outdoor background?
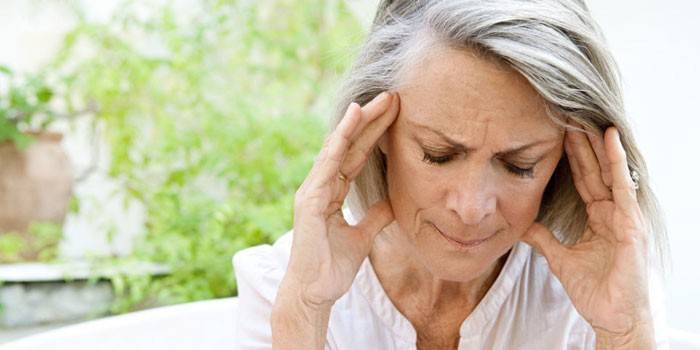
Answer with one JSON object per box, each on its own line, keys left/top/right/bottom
{"left": 0, "top": 0, "right": 698, "bottom": 347}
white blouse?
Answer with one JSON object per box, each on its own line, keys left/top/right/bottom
{"left": 232, "top": 221, "right": 668, "bottom": 349}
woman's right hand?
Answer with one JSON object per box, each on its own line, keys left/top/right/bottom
{"left": 280, "top": 91, "right": 400, "bottom": 308}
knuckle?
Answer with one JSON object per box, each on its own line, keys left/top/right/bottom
{"left": 315, "top": 151, "right": 327, "bottom": 164}
{"left": 294, "top": 189, "right": 307, "bottom": 208}
{"left": 612, "top": 184, "right": 634, "bottom": 194}
{"left": 616, "top": 151, "right": 629, "bottom": 164}
{"left": 323, "top": 133, "right": 333, "bottom": 145}
{"left": 358, "top": 143, "right": 373, "bottom": 159}
{"left": 629, "top": 228, "right": 649, "bottom": 251}
{"left": 328, "top": 149, "right": 344, "bottom": 163}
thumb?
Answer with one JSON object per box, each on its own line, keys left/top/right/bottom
{"left": 522, "top": 222, "right": 568, "bottom": 275}
{"left": 356, "top": 200, "right": 394, "bottom": 242}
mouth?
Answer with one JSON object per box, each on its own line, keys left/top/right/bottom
{"left": 431, "top": 223, "right": 498, "bottom": 251}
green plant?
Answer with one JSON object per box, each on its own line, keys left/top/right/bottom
{"left": 50, "top": 0, "right": 365, "bottom": 312}
{"left": 0, "top": 67, "right": 79, "bottom": 261}
{"left": 0, "top": 66, "right": 64, "bottom": 148}
{"left": 0, "top": 222, "right": 63, "bottom": 263}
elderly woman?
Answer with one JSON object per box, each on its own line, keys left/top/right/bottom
{"left": 233, "top": 0, "right": 668, "bottom": 349}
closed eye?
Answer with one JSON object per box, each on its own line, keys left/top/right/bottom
{"left": 422, "top": 152, "right": 453, "bottom": 164}
{"left": 422, "top": 152, "right": 535, "bottom": 179}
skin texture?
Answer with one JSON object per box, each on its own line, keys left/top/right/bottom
{"left": 273, "top": 44, "right": 654, "bottom": 350}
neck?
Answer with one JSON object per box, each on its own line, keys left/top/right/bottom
{"left": 368, "top": 224, "right": 508, "bottom": 318}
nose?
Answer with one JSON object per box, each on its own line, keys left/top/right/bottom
{"left": 445, "top": 166, "right": 497, "bottom": 226}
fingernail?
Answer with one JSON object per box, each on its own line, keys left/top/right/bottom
{"left": 346, "top": 102, "right": 358, "bottom": 113}
{"left": 607, "top": 126, "right": 617, "bottom": 139}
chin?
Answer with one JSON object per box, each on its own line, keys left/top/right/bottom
{"left": 413, "top": 228, "right": 515, "bottom": 282}
{"left": 410, "top": 249, "right": 486, "bottom": 282}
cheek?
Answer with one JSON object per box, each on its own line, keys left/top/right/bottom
{"left": 384, "top": 138, "right": 442, "bottom": 231}
{"left": 386, "top": 136, "right": 454, "bottom": 205}
{"left": 498, "top": 161, "right": 559, "bottom": 234}
{"left": 497, "top": 184, "right": 543, "bottom": 234}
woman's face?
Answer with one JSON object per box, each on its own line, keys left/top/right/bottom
{"left": 381, "top": 46, "right": 565, "bottom": 281}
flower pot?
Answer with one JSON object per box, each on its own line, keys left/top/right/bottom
{"left": 0, "top": 131, "right": 73, "bottom": 260}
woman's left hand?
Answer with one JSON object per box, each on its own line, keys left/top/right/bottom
{"left": 522, "top": 123, "right": 654, "bottom": 349}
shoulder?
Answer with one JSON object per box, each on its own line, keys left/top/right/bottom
{"left": 232, "top": 208, "right": 358, "bottom": 305}
{"left": 231, "top": 231, "right": 295, "bottom": 349}
{"left": 232, "top": 230, "right": 294, "bottom": 296}
{"left": 232, "top": 230, "right": 294, "bottom": 272}
{"left": 501, "top": 243, "right": 596, "bottom": 348}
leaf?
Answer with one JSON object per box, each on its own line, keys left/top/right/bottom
{"left": 9, "top": 88, "right": 29, "bottom": 111}
{"left": 36, "top": 86, "right": 54, "bottom": 103}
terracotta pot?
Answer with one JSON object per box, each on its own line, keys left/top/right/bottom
{"left": 0, "top": 131, "right": 73, "bottom": 235}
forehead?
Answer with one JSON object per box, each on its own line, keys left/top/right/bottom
{"left": 396, "top": 45, "right": 561, "bottom": 143}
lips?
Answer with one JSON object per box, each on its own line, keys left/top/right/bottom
{"left": 431, "top": 223, "right": 497, "bottom": 248}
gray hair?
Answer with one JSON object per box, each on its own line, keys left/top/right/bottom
{"left": 331, "top": 0, "right": 668, "bottom": 269}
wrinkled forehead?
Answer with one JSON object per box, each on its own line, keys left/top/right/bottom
{"left": 395, "top": 45, "right": 562, "bottom": 144}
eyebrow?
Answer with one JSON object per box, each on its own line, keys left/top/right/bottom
{"left": 408, "top": 119, "right": 559, "bottom": 157}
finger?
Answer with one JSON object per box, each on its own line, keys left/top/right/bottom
{"left": 306, "top": 134, "right": 332, "bottom": 178}
{"left": 521, "top": 223, "right": 568, "bottom": 276}
{"left": 564, "top": 135, "right": 592, "bottom": 204}
{"left": 354, "top": 200, "right": 394, "bottom": 242}
{"left": 317, "top": 92, "right": 391, "bottom": 189}
{"left": 297, "top": 134, "right": 331, "bottom": 195}
{"left": 341, "top": 92, "right": 400, "bottom": 179}
{"left": 312, "top": 102, "right": 362, "bottom": 183}
{"left": 566, "top": 123, "right": 611, "bottom": 201}
{"left": 349, "top": 91, "right": 393, "bottom": 141}
{"left": 586, "top": 130, "right": 613, "bottom": 187}
{"left": 604, "top": 127, "right": 639, "bottom": 213}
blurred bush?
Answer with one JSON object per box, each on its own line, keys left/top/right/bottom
{"left": 0, "top": 66, "right": 58, "bottom": 148}
{"left": 0, "top": 223, "right": 63, "bottom": 263}
{"left": 50, "top": 0, "right": 364, "bottom": 312}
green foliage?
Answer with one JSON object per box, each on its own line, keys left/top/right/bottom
{"left": 0, "top": 234, "right": 23, "bottom": 262}
{"left": 0, "top": 222, "right": 63, "bottom": 263}
{"left": 0, "top": 66, "right": 61, "bottom": 148}
{"left": 51, "top": 0, "right": 364, "bottom": 312}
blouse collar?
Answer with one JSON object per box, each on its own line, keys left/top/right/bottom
{"left": 354, "top": 241, "right": 531, "bottom": 342}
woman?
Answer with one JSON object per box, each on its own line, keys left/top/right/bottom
{"left": 233, "top": 0, "right": 668, "bottom": 349}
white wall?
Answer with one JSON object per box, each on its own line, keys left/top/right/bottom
{"left": 584, "top": 0, "right": 700, "bottom": 340}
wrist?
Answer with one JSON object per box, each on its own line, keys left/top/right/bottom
{"left": 271, "top": 278, "right": 334, "bottom": 350}
{"left": 274, "top": 278, "right": 334, "bottom": 317}
{"left": 594, "top": 312, "right": 655, "bottom": 350}
{"left": 277, "top": 275, "right": 336, "bottom": 311}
